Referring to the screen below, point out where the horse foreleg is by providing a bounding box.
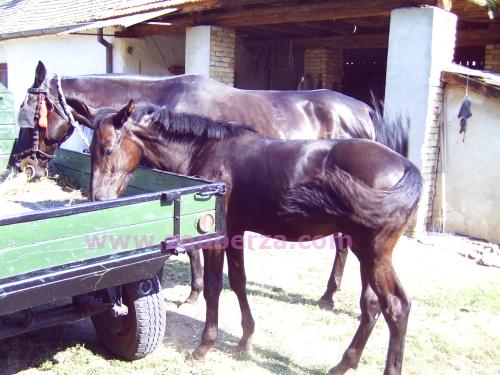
[329,267,381,375]
[185,248,203,304]
[192,246,225,360]
[367,258,410,375]
[319,245,348,310]
[226,242,255,352]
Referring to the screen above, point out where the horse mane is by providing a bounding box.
[133,105,257,140]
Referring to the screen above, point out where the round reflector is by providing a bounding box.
[197,213,215,233]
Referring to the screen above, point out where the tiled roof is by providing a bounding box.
[0,0,202,39]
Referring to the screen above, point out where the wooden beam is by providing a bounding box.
[175,0,286,13]
[268,28,497,49]
[288,33,389,49]
[456,29,500,46]
[168,0,438,28]
[442,71,500,100]
[297,21,357,36]
[251,23,321,37]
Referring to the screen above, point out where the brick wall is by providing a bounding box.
[485,44,500,72]
[421,82,445,230]
[209,26,236,86]
[303,48,343,90]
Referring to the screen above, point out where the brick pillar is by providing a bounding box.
[485,44,500,72]
[185,25,235,86]
[384,7,457,235]
[209,27,235,86]
[304,48,343,90]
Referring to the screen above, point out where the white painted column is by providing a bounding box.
[384,6,456,170]
[384,7,456,234]
[185,26,212,76]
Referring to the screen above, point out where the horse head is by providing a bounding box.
[90,100,141,201]
[14,61,95,178]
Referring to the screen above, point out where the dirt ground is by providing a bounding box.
[0,233,498,375]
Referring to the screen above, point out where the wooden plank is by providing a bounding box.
[0,110,14,125]
[168,0,435,28]
[0,139,14,155]
[0,210,214,279]
[0,199,175,249]
[442,71,500,101]
[243,28,498,50]
[0,155,10,170]
[289,33,388,49]
[181,194,216,216]
[0,126,16,140]
[128,167,202,193]
[456,29,500,47]
[121,0,436,36]
[0,219,172,279]
[52,149,206,194]
[0,93,14,112]
[50,164,91,192]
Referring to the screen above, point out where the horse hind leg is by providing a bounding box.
[333,240,410,375]
[185,248,204,304]
[319,242,349,310]
[368,256,411,375]
[328,267,381,375]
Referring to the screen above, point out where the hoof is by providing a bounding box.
[318,298,334,310]
[192,346,208,360]
[237,337,253,353]
[327,365,345,375]
[184,291,201,305]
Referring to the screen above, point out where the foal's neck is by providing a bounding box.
[137,132,203,175]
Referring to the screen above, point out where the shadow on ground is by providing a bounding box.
[0,318,103,374]
[0,308,324,375]
[164,309,325,375]
[163,258,357,317]
[0,258,348,375]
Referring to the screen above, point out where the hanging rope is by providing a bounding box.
[457,74,472,142]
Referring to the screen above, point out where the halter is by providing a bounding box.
[13,75,91,162]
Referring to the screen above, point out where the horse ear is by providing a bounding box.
[114,99,135,129]
[33,61,47,88]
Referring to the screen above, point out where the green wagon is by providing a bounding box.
[0,149,226,359]
[0,83,16,170]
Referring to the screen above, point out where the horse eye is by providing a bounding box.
[104,148,114,156]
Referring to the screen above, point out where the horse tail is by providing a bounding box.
[281,162,423,232]
[370,93,409,157]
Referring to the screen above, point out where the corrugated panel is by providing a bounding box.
[58,7,177,34]
[0,0,200,38]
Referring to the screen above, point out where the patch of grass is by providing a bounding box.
[1,238,499,375]
[416,285,500,314]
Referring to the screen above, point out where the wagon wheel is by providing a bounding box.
[91,276,166,360]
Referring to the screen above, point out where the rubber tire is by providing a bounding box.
[91,276,166,360]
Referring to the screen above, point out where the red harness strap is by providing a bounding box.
[38,95,49,129]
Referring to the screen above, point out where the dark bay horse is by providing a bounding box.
[15,61,408,307]
[15,61,407,169]
[90,100,422,375]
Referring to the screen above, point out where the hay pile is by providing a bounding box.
[0,171,88,217]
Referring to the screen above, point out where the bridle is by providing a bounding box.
[13,75,90,162]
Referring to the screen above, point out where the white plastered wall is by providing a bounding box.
[0,30,185,151]
[438,86,500,242]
